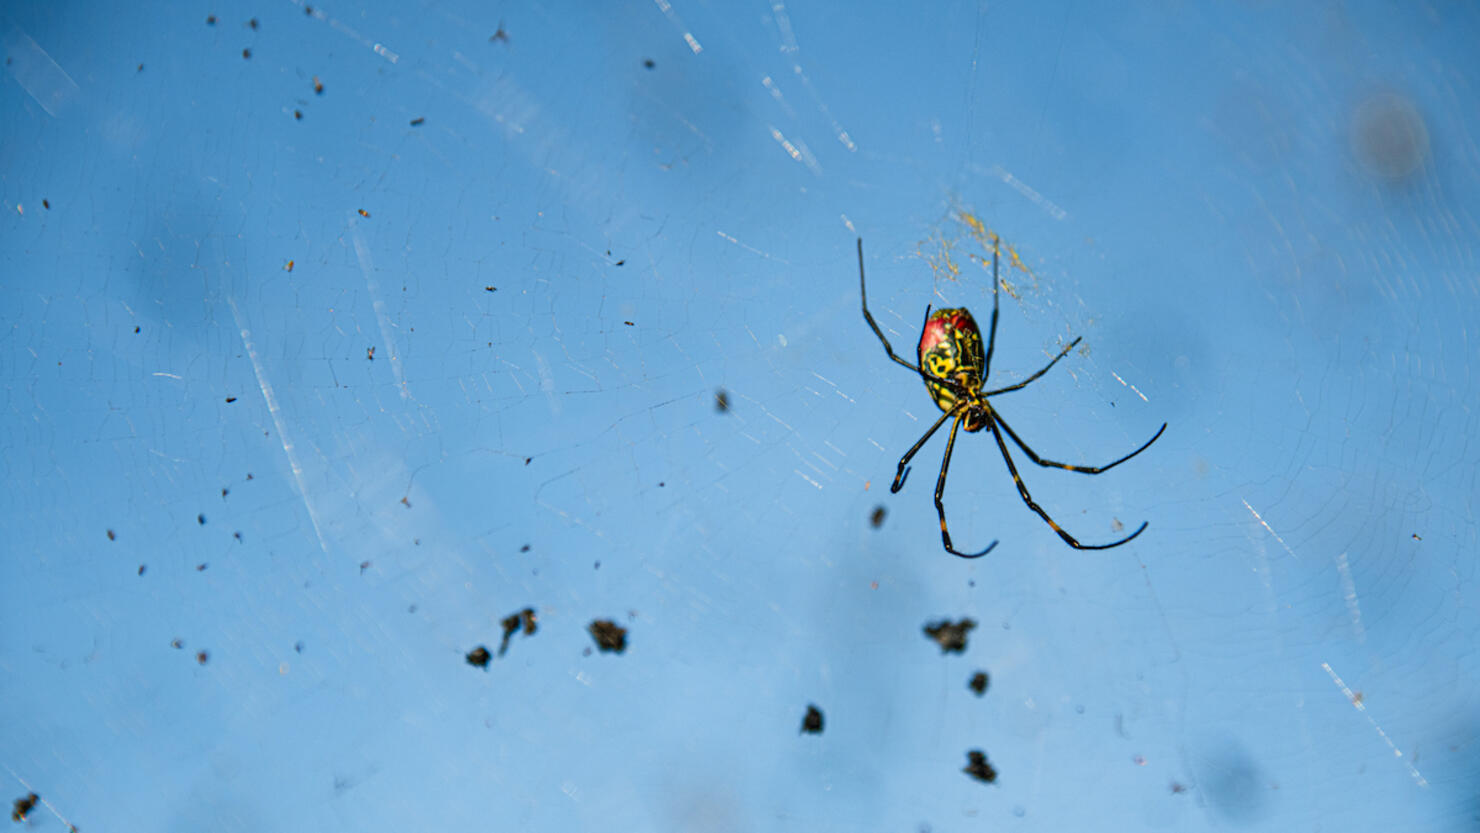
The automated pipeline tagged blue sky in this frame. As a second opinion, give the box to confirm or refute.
[3,2,1478,831]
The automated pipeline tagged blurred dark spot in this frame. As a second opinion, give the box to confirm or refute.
[313,76,324,95]
[491,23,508,43]
[1352,92,1428,182]
[359,560,371,575]
[466,645,491,669]
[41,199,49,210]
[294,641,304,653]
[171,638,183,649]
[519,544,530,553]
[198,513,206,525]
[242,48,251,59]
[196,563,207,571]
[138,564,146,575]
[248,17,258,29]
[206,15,216,25]
[801,704,824,734]
[196,650,209,665]
[498,608,537,656]
[869,505,886,528]
[962,750,997,783]
[1193,741,1269,823]
[294,109,302,120]
[410,117,424,126]
[588,619,627,653]
[643,59,655,69]
[968,671,989,696]
[225,396,236,403]
[923,618,976,653]
[715,388,730,412]
[106,529,116,541]
[11,793,39,822]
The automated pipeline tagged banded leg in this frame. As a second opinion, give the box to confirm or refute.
[995,416,1167,475]
[934,413,999,559]
[987,419,1147,550]
[890,408,956,493]
[984,336,1083,396]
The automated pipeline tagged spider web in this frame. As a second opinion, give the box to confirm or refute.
[2,2,1478,831]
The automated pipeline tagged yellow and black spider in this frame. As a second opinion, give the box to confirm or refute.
[857,238,1165,558]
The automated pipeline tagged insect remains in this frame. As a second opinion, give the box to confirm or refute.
[858,237,1165,557]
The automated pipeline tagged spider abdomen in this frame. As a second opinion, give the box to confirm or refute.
[918,307,985,414]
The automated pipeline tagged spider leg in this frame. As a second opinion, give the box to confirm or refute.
[986,417,1148,550]
[890,407,956,493]
[994,415,1167,475]
[859,237,933,375]
[982,242,1002,379]
[858,238,972,397]
[984,336,1083,396]
[934,412,999,559]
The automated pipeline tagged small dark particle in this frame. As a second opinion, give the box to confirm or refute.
[42,199,50,209]
[1170,781,1187,794]
[137,63,144,72]
[714,388,730,413]
[206,15,217,25]
[588,619,628,653]
[594,561,600,570]
[801,704,824,735]
[968,671,989,696]
[246,472,254,480]
[400,496,410,507]
[963,750,997,784]
[233,531,242,541]
[242,48,251,59]
[359,560,371,575]
[1412,533,1422,541]
[134,325,140,333]
[225,396,237,403]
[357,208,369,218]
[196,563,207,571]
[490,23,508,42]
[137,564,146,575]
[410,117,425,126]
[198,513,206,525]
[196,649,210,665]
[523,457,531,465]
[614,259,625,266]
[294,641,304,653]
[519,544,530,553]
[284,259,294,272]
[171,638,183,649]
[869,505,886,528]
[658,481,665,487]
[923,618,976,654]
[293,109,302,120]
[12,792,39,822]
[367,346,375,360]
[623,321,635,326]
[313,76,324,95]
[643,59,655,69]
[498,607,538,656]
[248,18,258,29]
[107,529,116,541]
[221,487,229,498]
[305,5,313,15]
[465,646,491,669]
[485,286,497,292]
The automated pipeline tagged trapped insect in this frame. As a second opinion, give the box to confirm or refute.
[858,238,1165,557]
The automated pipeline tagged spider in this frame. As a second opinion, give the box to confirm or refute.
[858,237,1166,558]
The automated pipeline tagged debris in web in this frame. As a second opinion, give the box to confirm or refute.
[962,750,997,784]
[714,388,730,413]
[800,704,824,735]
[968,671,989,696]
[869,505,886,528]
[588,620,628,654]
[11,792,38,822]
[465,646,492,669]
[923,618,976,653]
[498,607,538,656]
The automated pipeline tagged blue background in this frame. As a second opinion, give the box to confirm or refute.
[3,2,1477,831]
